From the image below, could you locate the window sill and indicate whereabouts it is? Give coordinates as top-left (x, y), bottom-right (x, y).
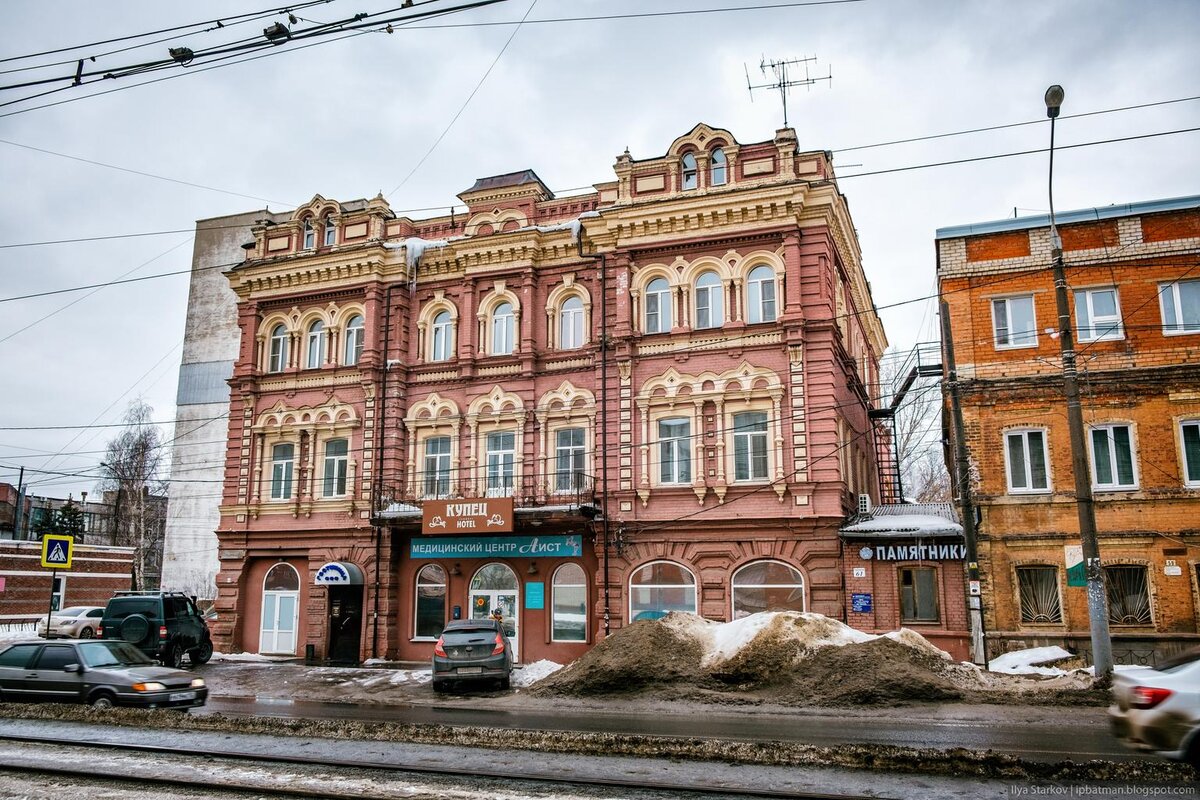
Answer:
top-left (1092, 485), bottom-right (1139, 493)
top-left (898, 619), bottom-right (942, 626)
top-left (1007, 488), bottom-right (1052, 496)
top-left (410, 637), bottom-right (437, 643)
top-left (1162, 329), bottom-right (1200, 337)
top-left (994, 343), bottom-right (1039, 351)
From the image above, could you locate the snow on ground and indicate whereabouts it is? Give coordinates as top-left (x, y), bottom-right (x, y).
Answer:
top-left (989, 646), bottom-right (1073, 674)
top-left (212, 651), bottom-right (297, 663)
top-left (513, 659), bottom-right (562, 687)
top-left (0, 624), bottom-right (37, 644)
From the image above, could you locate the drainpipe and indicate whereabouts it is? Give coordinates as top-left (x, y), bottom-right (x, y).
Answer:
top-left (371, 281), bottom-right (397, 659)
top-left (577, 230), bottom-right (610, 637)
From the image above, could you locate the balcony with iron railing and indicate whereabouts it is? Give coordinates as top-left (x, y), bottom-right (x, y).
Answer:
top-left (376, 468), bottom-right (598, 521)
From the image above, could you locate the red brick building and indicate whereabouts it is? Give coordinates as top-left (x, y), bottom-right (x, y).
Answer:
top-left (211, 124), bottom-right (889, 663)
top-left (0, 540), bottom-right (134, 624)
top-left (937, 196), bottom-right (1200, 664)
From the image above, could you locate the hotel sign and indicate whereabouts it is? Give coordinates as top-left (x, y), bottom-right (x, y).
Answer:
top-left (422, 498), bottom-right (514, 534)
top-left (410, 535), bottom-right (582, 560)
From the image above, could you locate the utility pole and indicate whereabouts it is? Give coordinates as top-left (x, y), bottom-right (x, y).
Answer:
top-left (13, 467), bottom-right (25, 540)
top-left (1044, 85), bottom-right (1113, 680)
top-left (745, 56), bottom-right (831, 128)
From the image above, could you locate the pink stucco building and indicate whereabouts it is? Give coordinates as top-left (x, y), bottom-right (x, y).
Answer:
top-left (212, 123), bottom-right (898, 664)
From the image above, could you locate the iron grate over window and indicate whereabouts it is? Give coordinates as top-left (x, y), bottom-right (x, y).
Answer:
top-left (1105, 565), bottom-right (1152, 626)
top-left (1017, 566), bottom-right (1063, 624)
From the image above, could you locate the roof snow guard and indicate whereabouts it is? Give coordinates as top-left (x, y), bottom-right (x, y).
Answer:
top-left (839, 502), bottom-right (963, 540)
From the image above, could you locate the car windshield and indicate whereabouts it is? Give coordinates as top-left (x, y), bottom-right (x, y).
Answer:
top-left (78, 641), bottom-right (156, 668)
top-left (56, 607), bottom-right (87, 617)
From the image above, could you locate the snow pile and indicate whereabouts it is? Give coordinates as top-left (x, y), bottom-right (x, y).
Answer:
top-left (213, 651), bottom-right (297, 663)
top-left (513, 659), bottom-right (562, 687)
top-left (989, 646), bottom-right (1074, 675)
top-left (0, 623), bottom-right (37, 645)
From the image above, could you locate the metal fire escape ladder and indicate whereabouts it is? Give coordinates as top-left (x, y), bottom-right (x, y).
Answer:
top-left (869, 342), bottom-right (943, 504)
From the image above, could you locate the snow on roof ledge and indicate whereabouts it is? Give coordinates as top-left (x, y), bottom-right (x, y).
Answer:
top-left (840, 513), bottom-right (963, 537)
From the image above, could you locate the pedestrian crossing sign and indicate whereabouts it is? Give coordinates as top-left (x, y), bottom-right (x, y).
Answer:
top-left (41, 534), bottom-right (73, 570)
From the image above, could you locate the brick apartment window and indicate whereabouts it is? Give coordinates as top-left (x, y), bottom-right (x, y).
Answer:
top-left (560, 296), bottom-right (585, 349)
top-left (554, 427), bottom-right (586, 493)
top-left (658, 417), bottom-right (692, 485)
top-left (710, 148), bottom-right (727, 186)
top-left (414, 564), bottom-right (446, 639)
top-left (1005, 429), bottom-right (1049, 493)
top-left (733, 411), bottom-right (769, 481)
top-left (681, 152), bottom-right (698, 190)
top-left (306, 320), bottom-right (326, 369)
top-left (422, 436), bottom-right (451, 498)
top-left (1089, 423), bottom-right (1137, 489)
top-left (645, 279), bottom-right (672, 333)
top-left (270, 443), bottom-right (295, 500)
top-left (1017, 566), bottom-right (1062, 624)
top-left (430, 311), bottom-right (453, 362)
top-left (695, 271), bottom-right (724, 329)
top-left (485, 430), bottom-right (515, 497)
top-left (491, 303), bottom-right (514, 356)
top-left (322, 215), bottom-right (336, 247)
top-left (302, 219), bottom-right (315, 250)
top-left (321, 438), bottom-right (348, 497)
top-left (1181, 421), bottom-right (1200, 486)
top-left (746, 265), bottom-right (777, 324)
top-left (344, 315), bottom-right (364, 365)
top-left (268, 324), bottom-right (289, 372)
top-left (899, 566), bottom-right (939, 622)
top-left (1074, 287), bottom-right (1123, 341)
top-left (1105, 565), bottom-right (1152, 625)
top-left (1159, 279), bottom-right (1200, 334)
top-left (992, 295), bottom-right (1037, 348)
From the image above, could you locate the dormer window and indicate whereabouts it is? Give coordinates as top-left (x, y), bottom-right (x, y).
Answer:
top-left (322, 215), bottom-right (336, 247)
top-left (711, 148), bottom-right (727, 186)
top-left (681, 153), bottom-right (698, 190)
top-left (302, 219), bottom-right (315, 250)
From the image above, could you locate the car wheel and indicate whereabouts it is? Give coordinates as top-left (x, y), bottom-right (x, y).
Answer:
top-left (120, 614), bottom-right (151, 644)
top-left (499, 676), bottom-right (511, 690)
top-left (432, 679), bottom-right (447, 694)
top-left (163, 643), bottom-right (183, 669)
top-left (79, 626), bottom-right (95, 639)
top-left (90, 693), bottom-right (115, 710)
top-left (190, 639), bottom-right (213, 665)
top-left (1185, 736), bottom-right (1200, 771)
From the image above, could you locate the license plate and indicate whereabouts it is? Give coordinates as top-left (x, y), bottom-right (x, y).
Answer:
top-left (457, 667), bottom-right (483, 675)
top-left (168, 691), bottom-right (196, 701)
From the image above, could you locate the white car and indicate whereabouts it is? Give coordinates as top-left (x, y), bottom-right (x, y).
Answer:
top-left (1109, 648), bottom-right (1200, 769)
top-left (35, 606), bottom-right (105, 639)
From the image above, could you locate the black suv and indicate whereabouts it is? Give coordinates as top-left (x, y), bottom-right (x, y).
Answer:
top-left (99, 591), bottom-right (213, 669)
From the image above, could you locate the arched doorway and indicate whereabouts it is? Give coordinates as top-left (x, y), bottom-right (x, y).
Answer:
top-left (469, 563), bottom-right (519, 659)
top-left (260, 563), bottom-right (299, 654)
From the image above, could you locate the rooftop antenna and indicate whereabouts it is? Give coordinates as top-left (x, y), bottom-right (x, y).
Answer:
top-left (745, 55), bottom-right (831, 128)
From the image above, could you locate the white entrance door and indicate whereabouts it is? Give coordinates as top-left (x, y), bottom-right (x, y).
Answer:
top-left (469, 563), bottom-right (519, 660)
top-left (261, 592), bottom-right (298, 654)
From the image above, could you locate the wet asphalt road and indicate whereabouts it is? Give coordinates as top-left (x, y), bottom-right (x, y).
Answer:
top-left (196, 696), bottom-right (1149, 764)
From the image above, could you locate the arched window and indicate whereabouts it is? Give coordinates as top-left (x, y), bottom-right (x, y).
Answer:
top-left (644, 278), bottom-right (672, 334)
top-left (414, 564), bottom-right (447, 638)
top-left (560, 296), bottom-right (585, 350)
top-left (491, 302), bottom-right (514, 355)
top-left (629, 561), bottom-right (697, 621)
top-left (322, 215), bottom-right (336, 246)
top-left (681, 152), bottom-right (698, 190)
top-left (268, 324), bottom-right (289, 372)
top-left (265, 562), bottom-right (300, 591)
top-left (306, 320), bottom-right (326, 369)
top-left (469, 563), bottom-right (519, 645)
top-left (431, 311), bottom-right (453, 361)
top-left (710, 148), bottom-right (727, 186)
top-left (552, 563), bottom-right (587, 641)
top-left (731, 561), bottom-right (804, 618)
top-left (344, 315), bottom-right (364, 365)
top-left (270, 443), bottom-right (294, 500)
top-left (302, 219), bottom-right (315, 250)
top-left (695, 271), bottom-right (724, 329)
top-left (261, 563), bottom-right (300, 654)
top-left (321, 438), bottom-right (348, 497)
top-left (746, 265), bottom-right (777, 324)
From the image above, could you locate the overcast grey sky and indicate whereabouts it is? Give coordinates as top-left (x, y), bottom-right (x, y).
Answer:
top-left (2, 0), bottom-right (1197, 501)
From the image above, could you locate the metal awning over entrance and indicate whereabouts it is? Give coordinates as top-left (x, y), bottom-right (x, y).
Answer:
top-left (314, 562), bottom-right (364, 585)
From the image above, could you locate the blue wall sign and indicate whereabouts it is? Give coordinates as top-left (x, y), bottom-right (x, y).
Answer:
top-left (526, 582), bottom-right (545, 610)
top-left (851, 593), bottom-right (873, 613)
top-left (410, 535), bottom-right (583, 560)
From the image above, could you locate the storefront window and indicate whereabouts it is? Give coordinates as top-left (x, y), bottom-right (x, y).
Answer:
top-left (731, 561), bottom-right (804, 618)
top-left (414, 564), bottom-right (446, 639)
top-left (899, 566), bottom-right (939, 622)
top-left (552, 564), bottom-right (587, 641)
top-left (629, 561), bottom-right (696, 621)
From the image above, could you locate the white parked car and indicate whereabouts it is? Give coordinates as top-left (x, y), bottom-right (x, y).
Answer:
top-left (1109, 647), bottom-right (1200, 769)
top-left (35, 606), bottom-right (105, 639)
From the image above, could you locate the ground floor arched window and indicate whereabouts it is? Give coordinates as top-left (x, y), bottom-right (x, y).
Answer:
top-left (629, 561), bottom-right (697, 621)
top-left (552, 563), bottom-right (587, 641)
top-left (470, 563), bottom-right (520, 657)
top-left (261, 563), bottom-right (300, 654)
top-left (731, 560), bottom-right (805, 618)
top-left (415, 564), bottom-right (447, 639)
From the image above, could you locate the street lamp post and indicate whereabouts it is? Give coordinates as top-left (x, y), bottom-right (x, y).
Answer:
top-left (1045, 84), bottom-right (1113, 680)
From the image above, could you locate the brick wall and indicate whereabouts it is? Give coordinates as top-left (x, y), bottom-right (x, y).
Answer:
top-left (0, 541), bottom-right (134, 621)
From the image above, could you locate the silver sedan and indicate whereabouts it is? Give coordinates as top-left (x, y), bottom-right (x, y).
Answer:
top-left (35, 606), bottom-right (104, 639)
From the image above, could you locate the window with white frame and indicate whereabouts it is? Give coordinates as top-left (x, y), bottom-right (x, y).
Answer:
top-left (302, 219), bottom-right (315, 249)
top-left (1181, 421), bottom-right (1200, 486)
top-left (414, 564), bottom-right (446, 639)
top-left (422, 436), bottom-right (451, 498)
top-left (695, 271), bottom-right (724, 329)
top-left (1074, 287), bottom-right (1123, 341)
top-left (270, 443), bottom-right (294, 500)
top-left (1160, 279), bottom-right (1200, 334)
top-left (731, 561), bottom-right (804, 618)
top-left (658, 417), bottom-right (691, 484)
top-left (992, 295), bottom-right (1037, 348)
top-left (485, 430), bottom-right (515, 496)
top-left (491, 302), bottom-right (514, 356)
top-left (551, 563), bottom-right (587, 641)
top-left (681, 152), bottom-right (698, 190)
top-left (430, 311), bottom-right (453, 362)
top-left (306, 321), bottom-right (326, 369)
top-left (645, 278), bottom-right (672, 333)
top-left (1105, 565), bottom-right (1152, 625)
top-left (554, 427), bottom-right (586, 493)
top-left (1005, 429), bottom-right (1049, 493)
top-left (746, 265), bottom-right (777, 324)
top-left (322, 438), bottom-right (348, 497)
top-left (559, 296), bottom-right (584, 349)
top-left (268, 324), bottom-right (289, 373)
top-left (322, 215), bottom-right (336, 246)
top-left (1089, 423), bottom-right (1137, 489)
top-left (710, 148), bottom-right (727, 186)
top-left (732, 411), bottom-right (769, 481)
top-left (629, 561), bottom-right (696, 621)
top-left (344, 315), bottom-right (364, 365)
top-left (1016, 565), bottom-right (1062, 624)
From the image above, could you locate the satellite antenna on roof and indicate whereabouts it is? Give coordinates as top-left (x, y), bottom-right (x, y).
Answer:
top-left (745, 55), bottom-right (832, 128)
